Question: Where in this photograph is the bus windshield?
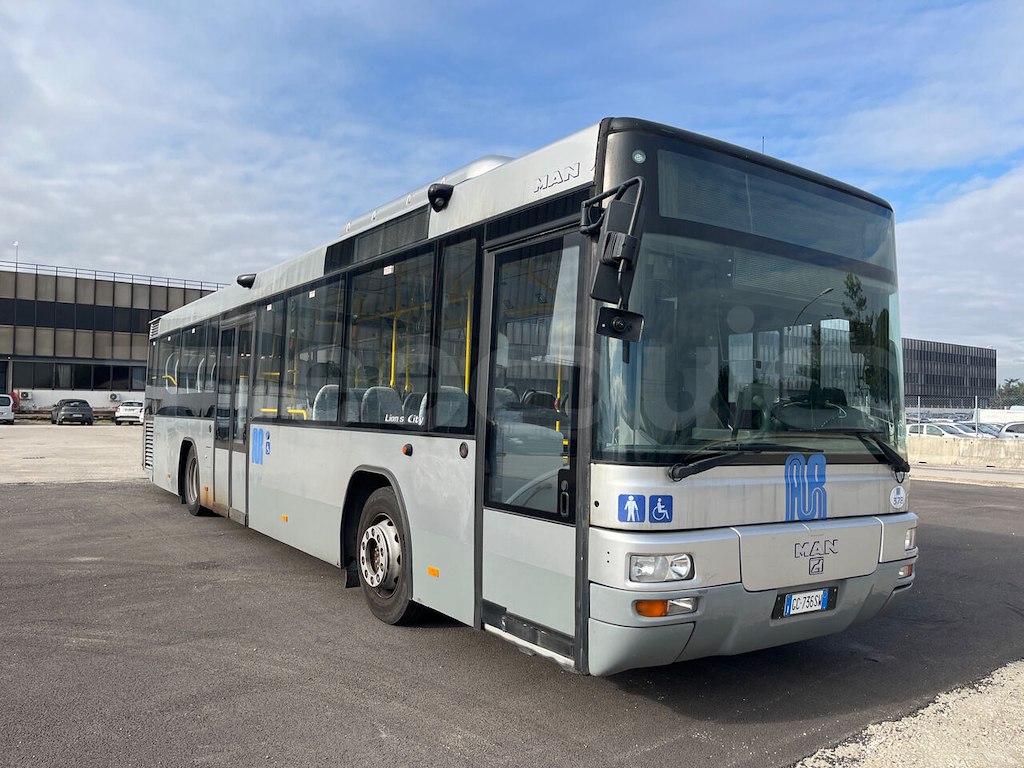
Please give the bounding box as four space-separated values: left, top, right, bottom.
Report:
595 137 905 465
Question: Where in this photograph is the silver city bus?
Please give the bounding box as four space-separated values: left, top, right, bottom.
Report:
145 118 917 676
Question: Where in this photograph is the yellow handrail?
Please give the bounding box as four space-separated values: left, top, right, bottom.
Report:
464 285 473 393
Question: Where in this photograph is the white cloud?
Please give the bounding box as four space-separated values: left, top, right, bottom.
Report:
897 163 1024 381
792 1 1024 179
0 2 469 282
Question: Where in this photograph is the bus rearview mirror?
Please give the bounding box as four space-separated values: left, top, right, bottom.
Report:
590 198 639 305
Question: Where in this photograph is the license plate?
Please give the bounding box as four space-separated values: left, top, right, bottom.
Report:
771 586 837 619
786 589 827 615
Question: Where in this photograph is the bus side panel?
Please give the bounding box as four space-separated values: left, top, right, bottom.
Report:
246 425 476 626
151 416 211 499
482 509 576 637
428 124 600 240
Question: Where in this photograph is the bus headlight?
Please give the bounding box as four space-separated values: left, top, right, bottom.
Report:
905 527 916 551
629 554 694 583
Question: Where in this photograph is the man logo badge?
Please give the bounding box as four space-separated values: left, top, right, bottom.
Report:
795 539 837 576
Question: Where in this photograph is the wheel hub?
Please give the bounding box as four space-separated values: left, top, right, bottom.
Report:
359 518 401 590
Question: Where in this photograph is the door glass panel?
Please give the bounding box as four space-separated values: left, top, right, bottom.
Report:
486 239 578 516
234 324 252 446
216 327 235 441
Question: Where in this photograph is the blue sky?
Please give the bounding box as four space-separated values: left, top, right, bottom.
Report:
2 0 1023 380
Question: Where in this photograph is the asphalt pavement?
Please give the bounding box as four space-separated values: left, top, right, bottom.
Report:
909 463 1024 488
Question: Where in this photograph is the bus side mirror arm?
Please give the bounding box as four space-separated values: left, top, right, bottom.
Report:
581 177 646 347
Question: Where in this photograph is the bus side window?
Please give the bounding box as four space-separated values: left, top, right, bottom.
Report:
346 250 433 431
426 238 477 431
253 300 284 420
280 280 345 423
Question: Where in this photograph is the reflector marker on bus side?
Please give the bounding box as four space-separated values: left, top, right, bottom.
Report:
427 567 439 578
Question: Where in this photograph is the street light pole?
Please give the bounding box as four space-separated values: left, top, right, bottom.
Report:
12 241 18 266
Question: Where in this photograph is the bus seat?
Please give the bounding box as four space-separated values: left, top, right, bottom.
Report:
735 382 777 430
306 362 342 397
493 387 517 411
521 389 558 428
420 385 469 428
344 388 366 423
361 386 404 425
312 384 339 421
522 390 557 410
821 387 847 406
402 392 425 425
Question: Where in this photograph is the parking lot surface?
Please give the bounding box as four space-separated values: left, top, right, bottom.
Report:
1 426 1022 767
0 422 146 484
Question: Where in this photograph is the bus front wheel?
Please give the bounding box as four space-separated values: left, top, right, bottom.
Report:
356 487 422 625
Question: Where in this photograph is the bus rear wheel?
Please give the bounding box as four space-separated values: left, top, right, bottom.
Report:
356 487 422 625
183 445 205 516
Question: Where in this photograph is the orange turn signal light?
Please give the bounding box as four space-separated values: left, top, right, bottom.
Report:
634 600 669 618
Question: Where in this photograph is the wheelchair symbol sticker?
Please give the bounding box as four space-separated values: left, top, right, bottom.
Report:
649 495 673 523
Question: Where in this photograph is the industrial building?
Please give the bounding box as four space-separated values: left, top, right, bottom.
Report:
1 260 220 413
902 337 997 409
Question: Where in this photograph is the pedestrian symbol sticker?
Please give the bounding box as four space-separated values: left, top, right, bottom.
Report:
649 495 673 523
619 494 645 523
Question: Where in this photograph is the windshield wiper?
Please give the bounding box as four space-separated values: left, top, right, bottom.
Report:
781 428 910 475
668 443 801 481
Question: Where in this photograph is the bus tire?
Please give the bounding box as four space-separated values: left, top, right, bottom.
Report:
183 444 205 516
356 487 422 625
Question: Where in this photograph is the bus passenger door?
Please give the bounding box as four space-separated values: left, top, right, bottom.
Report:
480 233 580 660
213 319 253 524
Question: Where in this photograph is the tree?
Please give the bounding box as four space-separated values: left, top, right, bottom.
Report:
992 378 1024 408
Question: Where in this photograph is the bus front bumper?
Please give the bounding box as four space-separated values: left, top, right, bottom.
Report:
586 559 914 677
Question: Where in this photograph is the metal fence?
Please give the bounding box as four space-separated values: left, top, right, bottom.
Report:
0 259 225 292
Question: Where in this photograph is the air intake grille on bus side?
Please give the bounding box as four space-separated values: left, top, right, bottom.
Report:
143 421 154 471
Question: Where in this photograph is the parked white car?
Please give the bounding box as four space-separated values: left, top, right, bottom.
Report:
0 393 14 424
995 422 1024 439
114 400 144 425
950 423 996 438
907 423 972 438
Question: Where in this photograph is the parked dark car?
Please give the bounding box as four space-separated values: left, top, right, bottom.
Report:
51 399 94 425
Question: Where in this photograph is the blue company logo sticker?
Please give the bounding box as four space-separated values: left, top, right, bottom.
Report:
618 494 645 523
251 427 271 465
784 453 827 521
